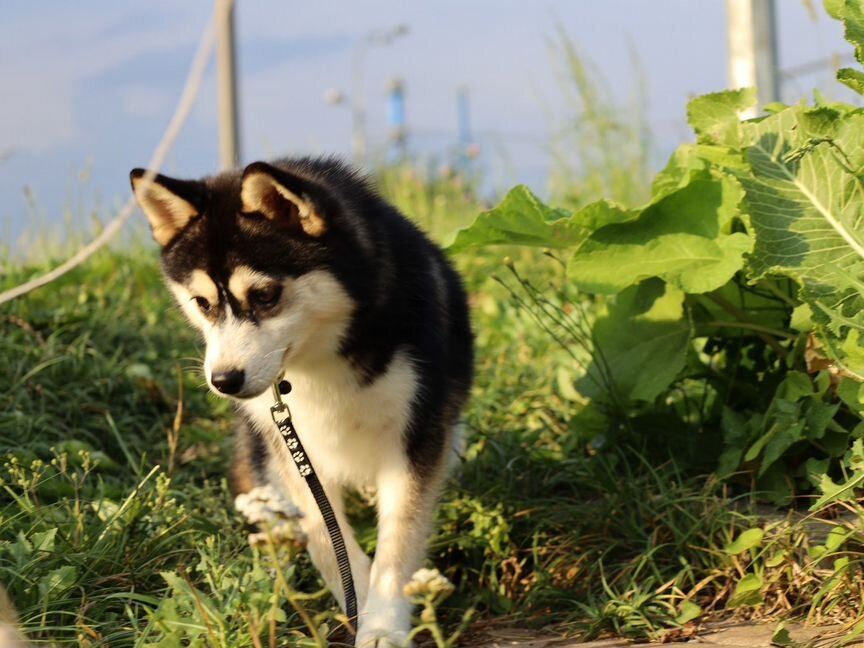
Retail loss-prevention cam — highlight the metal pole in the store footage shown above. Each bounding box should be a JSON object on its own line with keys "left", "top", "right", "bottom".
{"left": 216, "top": 0, "right": 240, "bottom": 170}
{"left": 351, "top": 46, "right": 367, "bottom": 164}
{"left": 387, "top": 78, "right": 406, "bottom": 159}
{"left": 726, "top": 0, "right": 779, "bottom": 119}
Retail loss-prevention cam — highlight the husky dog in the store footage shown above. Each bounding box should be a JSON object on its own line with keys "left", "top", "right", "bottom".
{"left": 130, "top": 158, "right": 473, "bottom": 646}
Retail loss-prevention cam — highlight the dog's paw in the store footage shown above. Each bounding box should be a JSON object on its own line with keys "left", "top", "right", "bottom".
{"left": 355, "top": 627, "right": 410, "bottom": 648}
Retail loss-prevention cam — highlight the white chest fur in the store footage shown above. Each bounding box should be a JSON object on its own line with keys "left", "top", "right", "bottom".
{"left": 240, "top": 350, "right": 419, "bottom": 488}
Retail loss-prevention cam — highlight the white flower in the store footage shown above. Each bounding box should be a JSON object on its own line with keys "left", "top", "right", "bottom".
{"left": 235, "top": 485, "right": 306, "bottom": 549}
{"left": 403, "top": 567, "right": 454, "bottom": 602}
{"left": 234, "top": 485, "right": 303, "bottom": 525}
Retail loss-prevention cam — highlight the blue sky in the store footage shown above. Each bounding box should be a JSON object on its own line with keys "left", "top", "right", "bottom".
{"left": 0, "top": 1, "right": 858, "bottom": 246}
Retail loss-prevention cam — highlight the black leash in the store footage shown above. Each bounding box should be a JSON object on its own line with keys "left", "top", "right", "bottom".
{"left": 270, "top": 378, "right": 358, "bottom": 642}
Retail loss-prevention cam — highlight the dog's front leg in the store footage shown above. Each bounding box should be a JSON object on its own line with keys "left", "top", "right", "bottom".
{"left": 357, "top": 463, "right": 444, "bottom": 648}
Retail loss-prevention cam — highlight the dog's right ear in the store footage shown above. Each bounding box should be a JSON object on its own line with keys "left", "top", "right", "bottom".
{"left": 240, "top": 162, "right": 328, "bottom": 237}
{"left": 130, "top": 169, "right": 207, "bottom": 246}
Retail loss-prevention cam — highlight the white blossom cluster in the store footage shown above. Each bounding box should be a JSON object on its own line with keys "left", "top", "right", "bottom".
{"left": 234, "top": 485, "right": 306, "bottom": 548}
{"left": 403, "top": 567, "right": 455, "bottom": 602}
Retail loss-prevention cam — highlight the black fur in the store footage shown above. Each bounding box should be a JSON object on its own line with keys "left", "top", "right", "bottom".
{"left": 132, "top": 157, "right": 474, "bottom": 477}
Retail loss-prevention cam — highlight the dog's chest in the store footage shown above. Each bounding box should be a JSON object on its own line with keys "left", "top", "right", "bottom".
{"left": 241, "top": 351, "right": 418, "bottom": 486}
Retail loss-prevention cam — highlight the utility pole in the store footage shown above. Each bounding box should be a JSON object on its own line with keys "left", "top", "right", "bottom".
{"left": 216, "top": 0, "right": 240, "bottom": 169}
{"left": 726, "top": 0, "right": 780, "bottom": 119}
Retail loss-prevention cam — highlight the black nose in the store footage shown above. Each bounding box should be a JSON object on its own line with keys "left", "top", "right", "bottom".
{"left": 211, "top": 369, "right": 245, "bottom": 395}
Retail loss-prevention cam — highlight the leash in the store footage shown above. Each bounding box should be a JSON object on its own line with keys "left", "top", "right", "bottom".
{"left": 270, "top": 377, "right": 358, "bottom": 642}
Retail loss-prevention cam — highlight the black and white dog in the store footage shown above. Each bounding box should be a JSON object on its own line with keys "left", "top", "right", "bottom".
{"left": 131, "top": 158, "right": 474, "bottom": 646}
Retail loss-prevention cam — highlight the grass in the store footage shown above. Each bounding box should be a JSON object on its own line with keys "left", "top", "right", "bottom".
{"left": 2, "top": 222, "right": 863, "bottom": 646}
{"left": 546, "top": 25, "right": 652, "bottom": 211}
{"left": 2, "top": 28, "right": 863, "bottom": 643}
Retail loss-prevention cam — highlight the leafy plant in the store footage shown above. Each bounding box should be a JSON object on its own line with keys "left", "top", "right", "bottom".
{"left": 449, "top": 1, "right": 864, "bottom": 504}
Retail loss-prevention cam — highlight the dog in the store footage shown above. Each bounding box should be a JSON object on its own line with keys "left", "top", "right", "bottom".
{"left": 130, "top": 157, "right": 474, "bottom": 646}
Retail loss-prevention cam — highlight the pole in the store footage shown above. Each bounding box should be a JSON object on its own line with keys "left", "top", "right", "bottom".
{"left": 216, "top": 0, "right": 240, "bottom": 170}
{"left": 387, "top": 78, "right": 406, "bottom": 159}
{"left": 351, "top": 46, "right": 367, "bottom": 164}
{"left": 726, "top": 0, "right": 779, "bottom": 119}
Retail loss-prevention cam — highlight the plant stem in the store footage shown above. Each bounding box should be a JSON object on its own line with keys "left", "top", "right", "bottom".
{"left": 701, "top": 320, "right": 795, "bottom": 339}
{"left": 265, "top": 542, "right": 326, "bottom": 647}
{"left": 704, "top": 293, "right": 789, "bottom": 356}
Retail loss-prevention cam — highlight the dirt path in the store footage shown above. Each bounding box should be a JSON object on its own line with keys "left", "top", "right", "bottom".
{"left": 479, "top": 622, "right": 854, "bottom": 648}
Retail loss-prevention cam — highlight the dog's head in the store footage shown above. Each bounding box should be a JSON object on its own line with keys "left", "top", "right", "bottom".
{"left": 130, "top": 161, "right": 359, "bottom": 399}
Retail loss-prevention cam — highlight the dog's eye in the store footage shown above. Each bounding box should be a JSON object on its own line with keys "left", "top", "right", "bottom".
{"left": 250, "top": 285, "right": 282, "bottom": 309}
{"left": 194, "top": 296, "right": 212, "bottom": 314}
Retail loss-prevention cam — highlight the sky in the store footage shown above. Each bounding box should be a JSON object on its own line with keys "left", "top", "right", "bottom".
{"left": 0, "top": 1, "right": 859, "bottom": 247}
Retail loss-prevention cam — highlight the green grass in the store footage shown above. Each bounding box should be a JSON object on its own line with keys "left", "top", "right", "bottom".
{"left": 3, "top": 27, "right": 864, "bottom": 636}
{"left": 2, "top": 234, "right": 863, "bottom": 646}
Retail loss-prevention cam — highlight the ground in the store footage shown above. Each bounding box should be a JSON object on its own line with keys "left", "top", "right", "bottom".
{"left": 479, "top": 622, "right": 848, "bottom": 648}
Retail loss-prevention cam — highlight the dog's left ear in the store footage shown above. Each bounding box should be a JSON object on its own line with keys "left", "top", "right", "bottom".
{"left": 240, "top": 162, "right": 327, "bottom": 237}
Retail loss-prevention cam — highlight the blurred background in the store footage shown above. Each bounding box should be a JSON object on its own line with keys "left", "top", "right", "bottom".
{"left": 0, "top": 0, "right": 858, "bottom": 248}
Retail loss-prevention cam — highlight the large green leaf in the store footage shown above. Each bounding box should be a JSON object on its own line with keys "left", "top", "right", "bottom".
{"left": 567, "top": 174, "right": 752, "bottom": 294}
{"left": 446, "top": 185, "right": 595, "bottom": 252}
{"left": 824, "top": 0, "right": 845, "bottom": 20}
{"left": 652, "top": 144, "right": 747, "bottom": 198}
{"left": 687, "top": 88, "right": 758, "bottom": 145}
{"left": 576, "top": 280, "right": 691, "bottom": 404}
{"left": 838, "top": 67, "right": 864, "bottom": 95}
{"left": 737, "top": 107, "right": 864, "bottom": 349}
{"left": 826, "top": 0, "right": 864, "bottom": 66}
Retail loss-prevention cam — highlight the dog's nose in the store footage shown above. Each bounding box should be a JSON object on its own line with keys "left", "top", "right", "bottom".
{"left": 211, "top": 369, "right": 245, "bottom": 395}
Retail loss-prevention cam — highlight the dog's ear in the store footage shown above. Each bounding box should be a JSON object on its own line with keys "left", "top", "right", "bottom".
{"left": 240, "top": 162, "right": 327, "bottom": 237}
{"left": 130, "top": 169, "right": 207, "bottom": 246}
